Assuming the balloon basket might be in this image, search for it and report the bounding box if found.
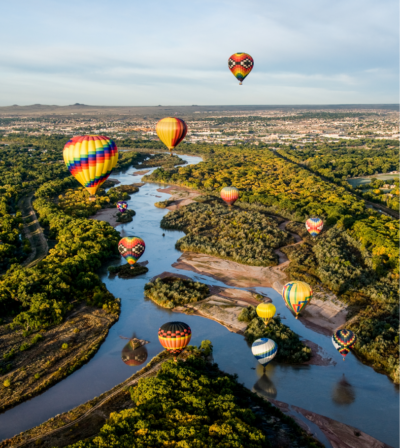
[89,196,96,202]
[239,82,243,85]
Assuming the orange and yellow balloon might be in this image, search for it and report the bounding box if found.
[156,117,187,156]
[221,186,239,206]
[256,303,276,325]
[63,135,118,200]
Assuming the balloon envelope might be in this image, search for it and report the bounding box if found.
[306,217,323,236]
[158,321,191,355]
[220,186,239,206]
[251,338,278,366]
[117,201,128,213]
[282,281,312,317]
[156,118,187,151]
[118,236,145,266]
[63,135,118,197]
[332,329,356,359]
[228,53,254,84]
[256,303,276,325]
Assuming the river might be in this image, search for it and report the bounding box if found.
[0,155,398,447]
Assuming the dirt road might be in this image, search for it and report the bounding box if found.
[18,194,48,268]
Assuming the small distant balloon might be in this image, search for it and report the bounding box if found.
[156,118,187,156]
[118,236,145,266]
[332,329,356,360]
[117,201,128,213]
[306,217,323,236]
[251,338,278,366]
[220,186,239,206]
[158,321,191,359]
[63,135,118,200]
[256,303,276,325]
[282,281,312,319]
[228,53,254,85]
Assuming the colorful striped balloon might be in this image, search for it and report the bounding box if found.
[221,186,239,206]
[117,201,128,213]
[118,236,145,266]
[256,303,276,325]
[63,135,118,199]
[228,53,254,85]
[251,338,278,366]
[306,217,323,237]
[282,281,313,318]
[156,117,187,155]
[158,322,191,358]
[332,329,357,360]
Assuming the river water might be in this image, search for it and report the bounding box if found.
[0,155,398,447]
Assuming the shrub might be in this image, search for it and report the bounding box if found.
[62,343,69,350]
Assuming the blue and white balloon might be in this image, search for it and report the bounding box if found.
[251,338,278,366]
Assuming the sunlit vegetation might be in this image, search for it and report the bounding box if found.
[161,201,291,266]
[144,276,210,308]
[135,152,186,168]
[108,263,148,278]
[66,348,322,448]
[239,306,311,364]
[154,199,173,208]
[145,144,398,380]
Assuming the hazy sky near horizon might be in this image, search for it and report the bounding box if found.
[1,0,398,106]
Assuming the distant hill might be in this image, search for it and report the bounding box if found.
[0,103,397,117]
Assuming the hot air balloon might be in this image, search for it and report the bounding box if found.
[118,236,145,268]
[251,338,278,367]
[282,281,312,319]
[158,321,191,360]
[121,342,148,366]
[306,217,323,237]
[63,135,118,201]
[332,329,357,361]
[156,117,187,156]
[256,303,276,325]
[117,201,128,213]
[228,53,254,85]
[220,186,239,206]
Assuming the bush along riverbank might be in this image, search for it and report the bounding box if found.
[161,200,292,267]
[63,343,322,448]
[0,342,322,448]
[239,306,312,364]
[144,276,210,308]
[108,263,149,279]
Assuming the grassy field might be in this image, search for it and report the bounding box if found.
[347,173,398,187]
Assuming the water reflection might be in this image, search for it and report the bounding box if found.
[121,340,149,367]
[332,375,356,406]
[252,363,277,400]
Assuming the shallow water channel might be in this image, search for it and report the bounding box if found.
[0,155,398,447]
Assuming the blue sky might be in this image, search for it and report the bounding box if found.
[1,0,398,105]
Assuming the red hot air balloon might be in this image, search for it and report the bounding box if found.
[228,53,254,85]
[158,321,191,361]
[118,237,145,268]
[221,186,239,206]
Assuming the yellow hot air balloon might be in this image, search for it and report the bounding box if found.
[63,135,118,200]
[156,117,187,156]
[282,281,312,319]
[256,303,276,325]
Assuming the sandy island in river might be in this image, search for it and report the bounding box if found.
[89,207,121,228]
[157,185,202,210]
